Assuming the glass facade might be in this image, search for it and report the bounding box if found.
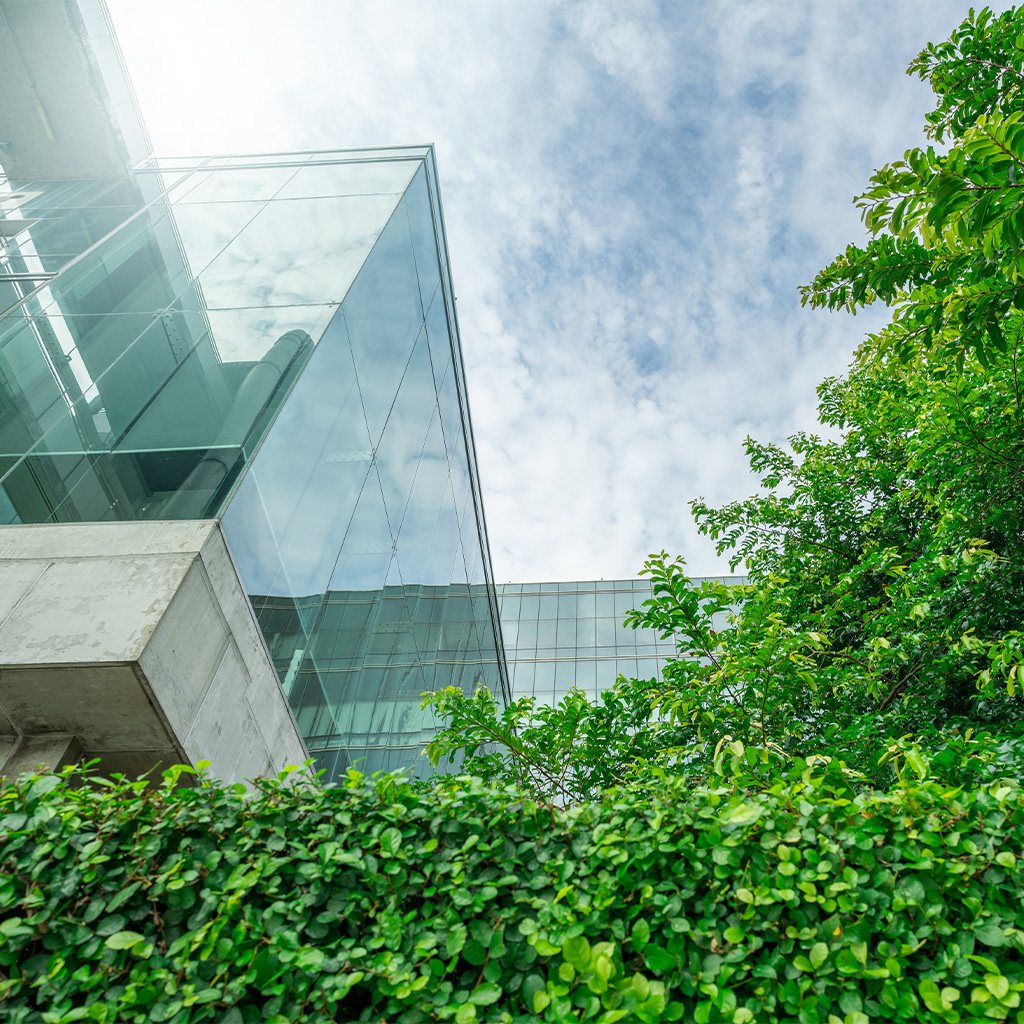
[0,148,508,781]
[497,577,746,704]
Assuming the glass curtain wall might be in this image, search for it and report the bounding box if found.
[497,577,746,704]
[0,148,508,781]
[223,155,509,781]
[0,152,419,522]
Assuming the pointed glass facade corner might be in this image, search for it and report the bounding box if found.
[0,147,509,781]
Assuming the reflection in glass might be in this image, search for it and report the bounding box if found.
[497,578,746,703]
[0,150,507,782]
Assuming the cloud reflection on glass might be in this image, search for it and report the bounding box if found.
[0,149,507,781]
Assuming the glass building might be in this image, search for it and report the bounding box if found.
[497,577,746,704]
[0,0,749,785]
[0,147,509,781]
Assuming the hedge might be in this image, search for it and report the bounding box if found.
[1,757,1024,1023]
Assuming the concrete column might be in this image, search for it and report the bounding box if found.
[0,520,309,785]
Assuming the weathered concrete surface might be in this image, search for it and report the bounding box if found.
[0,0,148,180]
[0,521,309,785]
[1,734,82,779]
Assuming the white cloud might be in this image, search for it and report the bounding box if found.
[106,0,1009,582]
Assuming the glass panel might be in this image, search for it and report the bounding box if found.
[375,332,436,536]
[0,158,406,526]
[554,661,575,689]
[576,617,596,648]
[0,153,506,781]
[194,194,404,309]
[595,661,618,689]
[344,195,424,445]
[172,165,298,204]
[277,160,418,200]
[537,620,556,649]
[218,157,506,781]
[423,281,452,388]
[394,414,453,587]
[576,660,597,692]
[516,619,538,648]
[161,201,269,282]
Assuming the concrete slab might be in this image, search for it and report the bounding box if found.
[1,734,82,779]
[0,553,195,664]
[0,520,308,783]
[139,559,229,737]
[184,641,247,776]
[0,664,167,747]
[0,559,50,629]
[0,521,217,560]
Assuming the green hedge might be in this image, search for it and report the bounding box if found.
[1,759,1024,1023]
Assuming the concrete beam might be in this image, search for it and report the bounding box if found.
[0,520,309,785]
[1,733,82,778]
[0,0,150,180]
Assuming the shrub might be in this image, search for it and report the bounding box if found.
[1,756,1023,1023]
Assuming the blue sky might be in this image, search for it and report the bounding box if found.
[107,0,995,581]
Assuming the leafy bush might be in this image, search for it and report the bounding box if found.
[3,755,1024,1023]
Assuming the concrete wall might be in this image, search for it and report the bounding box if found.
[0,0,146,180]
[0,520,309,785]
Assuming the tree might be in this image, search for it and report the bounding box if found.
[426,5,1024,796]
[803,6,1024,367]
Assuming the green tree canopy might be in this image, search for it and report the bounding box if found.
[426,4,1024,797]
[803,7,1024,366]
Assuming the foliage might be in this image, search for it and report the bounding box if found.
[428,346,1024,789]
[802,7,1024,366]
[656,5,1024,778]
[5,755,1024,1024]
[421,681,676,807]
[677,350,1024,778]
[423,6,1024,793]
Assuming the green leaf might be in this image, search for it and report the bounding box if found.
[644,944,675,972]
[985,974,1010,999]
[720,802,763,827]
[104,931,144,951]
[295,948,324,971]
[446,924,467,958]
[523,974,546,1008]
[976,923,1008,947]
[380,827,403,856]
[469,982,502,1006]
[809,942,829,969]
[631,919,651,952]
[24,775,63,803]
[562,935,591,971]
[838,990,863,1014]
